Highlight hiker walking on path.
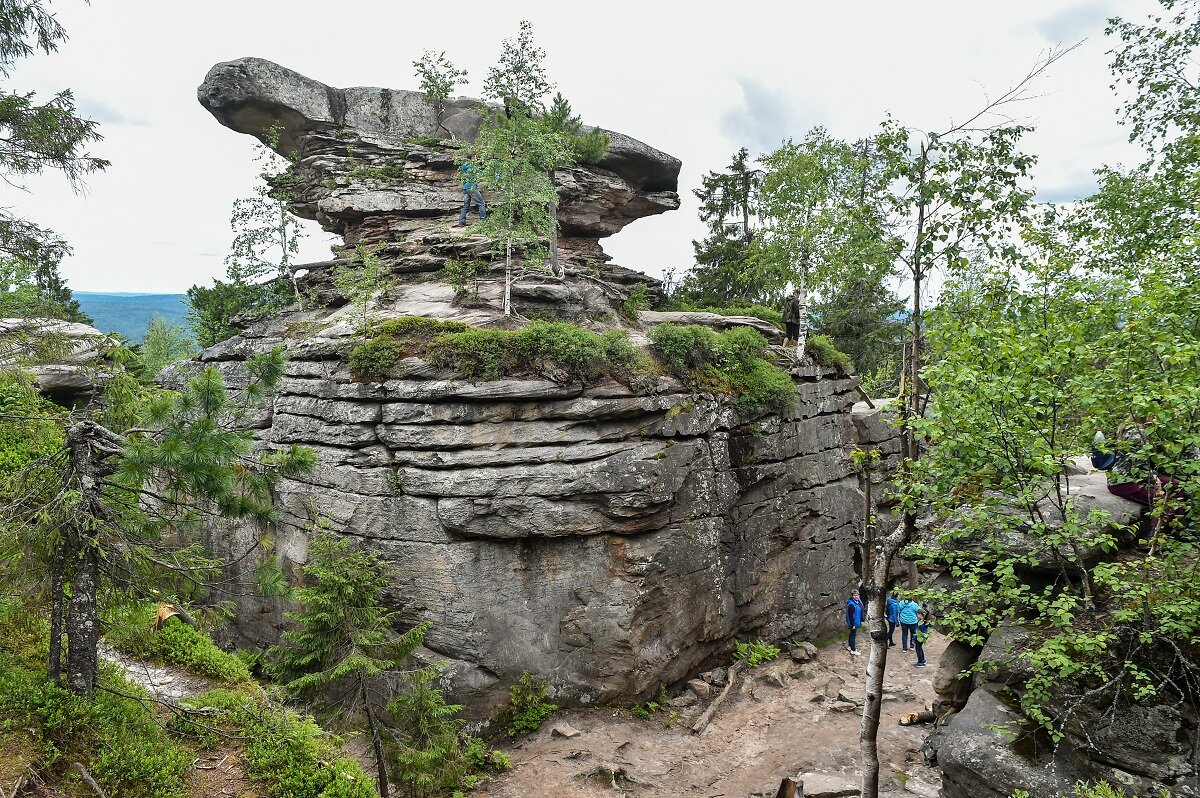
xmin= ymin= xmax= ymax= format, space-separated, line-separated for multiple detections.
xmin=845 ymin=589 xmax=865 ymax=656
xmin=456 ymin=159 xmax=487 ymax=226
xmin=886 ymin=591 xmax=900 ymax=648
xmin=913 ymin=611 xmax=930 ymax=667
xmin=897 ymin=596 xmax=920 ymax=652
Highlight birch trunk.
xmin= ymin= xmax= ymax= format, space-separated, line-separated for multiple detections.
xmin=795 ymin=270 xmax=809 ymax=359
xmin=503 ymin=239 xmax=513 ymax=316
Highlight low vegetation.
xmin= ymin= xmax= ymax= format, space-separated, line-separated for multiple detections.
xmin=648 ymin=324 xmax=797 ymax=415
xmin=107 ymin=603 xmax=252 ymax=684
xmin=733 ymin=640 xmax=781 ymax=668
xmin=349 ymin=316 xmax=645 ymax=385
xmin=500 ymin=671 xmax=558 ymax=737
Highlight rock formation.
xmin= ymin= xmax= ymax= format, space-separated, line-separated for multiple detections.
xmin=190 ymin=58 xmax=868 ymax=717
xmin=0 ymin=318 xmax=109 ymax=401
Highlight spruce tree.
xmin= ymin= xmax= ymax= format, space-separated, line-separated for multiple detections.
xmin=270 ymin=533 xmax=430 ymax=798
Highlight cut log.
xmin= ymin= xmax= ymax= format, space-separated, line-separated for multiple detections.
xmin=775 ymin=775 xmax=802 ymax=798
xmin=899 ymin=709 xmax=936 ymax=726
xmin=690 ymin=661 xmax=745 ymax=734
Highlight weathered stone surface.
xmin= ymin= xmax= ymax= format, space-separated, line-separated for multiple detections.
xmin=192 ymin=57 xmax=880 ymax=720
xmin=0 ymin=318 xmax=110 ymax=399
xmin=932 ymin=688 xmax=1086 ymax=798
xmin=197 ymin=56 xmax=680 ymax=242
xmin=932 ymin=640 xmax=979 ymax=715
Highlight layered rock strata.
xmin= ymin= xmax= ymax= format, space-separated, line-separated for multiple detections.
xmin=192 ymin=59 xmax=867 ymax=716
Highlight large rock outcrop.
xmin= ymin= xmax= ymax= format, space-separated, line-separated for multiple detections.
xmin=191 ymin=59 xmax=866 ymax=717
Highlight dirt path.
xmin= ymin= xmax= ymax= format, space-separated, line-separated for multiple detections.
xmin=480 ymin=635 xmax=947 ymax=798
xmin=99 ymin=644 xmax=265 ymax=798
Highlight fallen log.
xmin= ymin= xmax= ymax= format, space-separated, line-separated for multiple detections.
xmin=691 ymin=661 xmax=745 ymax=734
xmin=899 ymin=708 xmax=936 ymax=726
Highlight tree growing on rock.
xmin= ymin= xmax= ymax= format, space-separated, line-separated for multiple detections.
xmin=188 ymin=130 xmax=306 ymax=346
xmin=756 ymin=129 xmax=898 ymax=358
xmin=413 ymin=50 xmax=468 ymax=139
xmin=270 ymin=533 xmax=430 ymax=798
xmin=473 ymin=20 xmax=578 ymax=314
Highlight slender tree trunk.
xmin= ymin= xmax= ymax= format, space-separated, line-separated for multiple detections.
xmin=47 ymin=538 xmax=67 ymax=684
xmin=360 ymin=678 xmax=390 ymax=798
xmin=281 ymin=205 xmax=303 ymax=310
xmin=548 ymin=168 xmax=562 ymax=278
xmin=860 ymin=551 xmax=893 ymax=798
xmin=65 ymin=542 xmax=99 ymax=694
xmin=795 ymin=269 xmax=809 ymax=359
xmin=504 ymin=239 xmax=513 ymax=316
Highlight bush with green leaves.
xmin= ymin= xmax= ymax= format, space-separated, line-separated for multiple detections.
xmin=0 ymin=601 xmax=193 ymax=798
xmin=734 ymin=640 xmax=781 ymax=668
xmin=106 ymin=604 xmax=251 ymax=684
xmin=805 ymin=333 xmax=853 ymax=371
xmin=502 ymin=671 xmax=558 ymax=737
xmin=648 ymin=323 xmax=797 ymax=415
xmin=387 ymin=664 xmax=511 ymax=798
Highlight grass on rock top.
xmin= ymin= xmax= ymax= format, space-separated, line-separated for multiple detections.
xmin=348 ymin=316 xmax=830 ymax=418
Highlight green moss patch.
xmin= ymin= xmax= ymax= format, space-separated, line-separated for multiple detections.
xmin=648 ymin=324 xmax=797 ymax=416
xmin=349 ymin=316 xmax=646 ymax=385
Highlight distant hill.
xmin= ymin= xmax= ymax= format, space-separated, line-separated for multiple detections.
xmin=74 ymin=292 xmax=191 ymax=342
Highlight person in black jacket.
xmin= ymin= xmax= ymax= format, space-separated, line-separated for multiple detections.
xmin=782 ymin=289 xmax=801 ymax=348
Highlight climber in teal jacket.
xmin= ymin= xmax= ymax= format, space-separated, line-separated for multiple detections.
xmin=897 ymin=597 xmax=920 ymax=652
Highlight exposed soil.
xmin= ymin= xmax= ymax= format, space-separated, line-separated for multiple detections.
xmin=479 ymin=635 xmax=947 ymax=798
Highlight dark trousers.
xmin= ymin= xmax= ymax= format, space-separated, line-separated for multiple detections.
xmin=887 ymin=620 xmax=897 ymax=645
xmin=901 ymin=622 xmax=917 ymax=650
xmin=847 ymin=627 xmax=858 ymax=651
xmin=914 ymin=638 xmax=926 ymax=664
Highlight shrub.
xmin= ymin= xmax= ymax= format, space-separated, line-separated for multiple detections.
xmin=107 ymin=604 xmax=252 ymax=684
xmin=348 ymin=336 xmax=403 ymax=381
xmin=648 ymin=324 xmax=720 ymax=371
xmin=503 ymin=671 xmax=557 ymax=737
xmin=806 ymin=333 xmax=853 ymax=371
xmin=0 ymin=655 xmax=192 ymax=798
xmin=649 ymin=324 xmax=797 ymax=416
xmin=734 ymin=640 xmax=781 ymax=668
xmin=443 ymin=259 xmax=488 ymax=299
xmin=375 ymin=316 xmax=470 ymax=341
xmin=621 ymin=283 xmax=651 ymax=321
xmin=716 ymin=325 xmax=768 ymax=371
xmin=175 ymin=689 xmax=375 ymax=798
xmin=727 ymin=360 xmax=798 ymax=416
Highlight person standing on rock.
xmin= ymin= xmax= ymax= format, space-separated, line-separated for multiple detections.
xmin=782 ymin=289 xmax=802 ymax=349
xmin=913 ymin=610 xmax=930 ymax=667
xmin=897 ymin=596 xmax=920 ymax=652
xmin=886 ymin=591 xmax=900 ymax=647
xmin=456 ymin=158 xmax=487 ymax=227
xmin=845 ymin=589 xmax=865 ymax=656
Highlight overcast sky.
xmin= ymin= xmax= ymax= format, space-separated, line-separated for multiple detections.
xmin=0 ymin=0 xmax=1153 ymax=294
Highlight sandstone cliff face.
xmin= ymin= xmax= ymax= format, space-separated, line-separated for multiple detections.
xmin=191 ymin=59 xmax=866 ymax=716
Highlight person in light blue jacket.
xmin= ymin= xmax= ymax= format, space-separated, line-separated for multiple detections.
xmin=845 ymin=589 xmax=865 ymax=656
xmin=885 ymin=591 xmax=900 ymax=648
xmin=897 ymin=597 xmax=920 ymax=652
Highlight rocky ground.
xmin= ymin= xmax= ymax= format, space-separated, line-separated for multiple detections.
xmin=481 ymin=634 xmax=947 ymax=798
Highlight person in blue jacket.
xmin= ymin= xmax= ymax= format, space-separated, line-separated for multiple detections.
xmin=897 ymin=596 xmax=920 ymax=652
xmin=913 ymin=610 xmax=930 ymax=667
xmin=456 ymin=159 xmax=487 ymax=226
xmin=845 ymin=589 xmax=865 ymax=656
xmin=885 ymin=591 xmax=900 ymax=647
